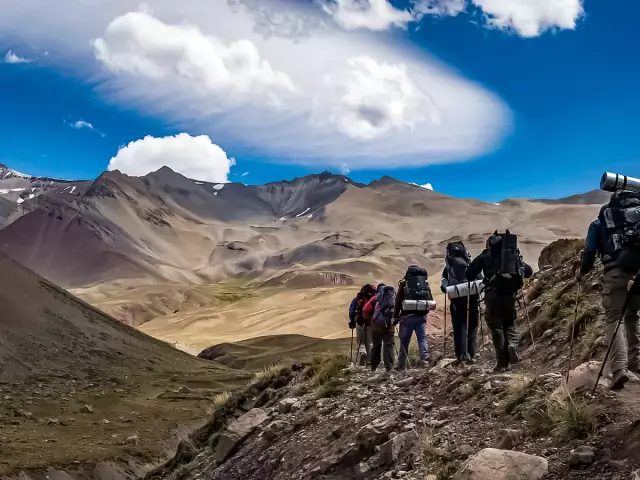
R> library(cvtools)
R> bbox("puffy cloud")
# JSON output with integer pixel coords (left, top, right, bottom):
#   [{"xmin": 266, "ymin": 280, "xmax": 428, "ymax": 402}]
[
  {"xmin": 4, "ymin": 50, "xmax": 32, "ymax": 64},
  {"xmin": 324, "ymin": 56, "xmax": 437, "ymax": 140},
  {"xmin": 108, "ymin": 133, "xmax": 235, "ymax": 183},
  {"xmin": 67, "ymin": 119, "xmax": 106, "ymax": 137},
  {"xmin": 94, "ymin": 11, "xmax": 296, "ymax": 108},
  {"xmin": 472, "ymin": 0, "xmax": 584, "ymax": 37},
  {"xmin": 321, "ymin": 0, "xmax": 414, "ymax": 31}
]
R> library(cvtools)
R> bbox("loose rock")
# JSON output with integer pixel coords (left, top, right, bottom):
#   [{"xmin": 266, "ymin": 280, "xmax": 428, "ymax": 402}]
[
  {"xmin": 496, "ymin": 429, "xmax": 523, "ymax": 450},
  {"xmin": 568, "ymin": 445, "xmax": 596, "ymax": 467},
  {"xmin": 453, "ymin": 448, "xmax": 548, "ymax": 480}
]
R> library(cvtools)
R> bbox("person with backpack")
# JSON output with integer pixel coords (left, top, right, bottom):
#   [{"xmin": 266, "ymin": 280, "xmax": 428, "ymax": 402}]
[
  {"xmin": 577, "ymin": 190, "xmax": 640, "ymax": 390},
  {"xmin": 466, "ymin": 231, "xmax": 533, "ymax": 372},
  {"xmin": 393, "ymin": 265, "xmax": 433, "ymax": 370},
  {"xmin": 348, "ymin": 284, "xmax": 377, "ymax": 366},
  {"xmin": 362, "ymin": 284, "xmax": 397, "ymax": 372},
  {"xmin": 441, "ymin": 241, "xmax": 482, "ymax": 364}
]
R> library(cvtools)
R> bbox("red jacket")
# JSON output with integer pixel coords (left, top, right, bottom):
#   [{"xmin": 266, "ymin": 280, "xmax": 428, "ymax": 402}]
[{"xmin": 362, "ymin": 296, "xmax": 377, "ymax": 324}]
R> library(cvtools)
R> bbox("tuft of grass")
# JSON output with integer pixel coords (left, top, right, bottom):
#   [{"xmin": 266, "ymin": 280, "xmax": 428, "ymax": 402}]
[
  {"xmin": 528, "ymin": 394, "xmax": 599, "ymax": 439},
  {"xmin": 436, "ymin": 461, "xmax": 459, "ymax": 480},
  {"xmin": 315, "ymin": 378, "xmax": 346, "ymax": 399},
  {"xmin": 418, "ymin": 427, "xmax": 438, "ymax": 463},
  {"xmin": 207, "ymin": 391, "xmax": 231, "ymax": 415},
  {"xmin": 503, "ymin": 375, "xmax": 537, "ymax": 415},
  {"xmin": 566, "ymin": 304, "xmax": 601, "ymax": 340},
  {"xmin": 310, "ymin": 353, "xmax": 349, "ymax": 387},
  {"xmin": 580, "ymin": 324, "xmax": 602, "ymax": 362},
  {"xmin": 249, "ymin": 363, "xmax": 292, "ymax": 391}
]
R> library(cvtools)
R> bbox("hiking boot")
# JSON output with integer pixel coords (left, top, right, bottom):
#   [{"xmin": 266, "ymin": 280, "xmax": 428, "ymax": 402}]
[
  {"xmin": 359, "ymin": 353, "xmax": 368, "ymax": 366},
  {"xmin": 464, "ymin": 354, "xmax": 475, "ymax": 365},
  {"xmin": 508, "ymin": 345, "xmax": 520, "ymax": 364},
  {"xmin": 493, "ymin": 364, "xmax": 509, "ymax": 373},
  {"xmin": 611, "ymin": 369, "xmax": 630, "ymax": 390}
]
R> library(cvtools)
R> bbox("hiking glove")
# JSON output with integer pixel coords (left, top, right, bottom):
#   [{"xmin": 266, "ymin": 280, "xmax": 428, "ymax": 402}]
[
  {"xmin": 349, "ymin": 320, "xmax": 356, "ymax": 329},
  {"xmin": 440, "ymin": 285, "xmax": 447, "ymax": 294}
]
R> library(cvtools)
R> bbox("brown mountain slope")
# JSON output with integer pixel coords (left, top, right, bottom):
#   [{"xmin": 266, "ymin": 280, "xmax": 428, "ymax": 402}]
[{"xmin": 0, "ymin": 252, "xmax": 248, "ymax": 475}]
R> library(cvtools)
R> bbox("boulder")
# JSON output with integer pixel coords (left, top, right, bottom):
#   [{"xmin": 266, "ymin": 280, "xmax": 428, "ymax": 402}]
[
  {"xmin": 357, "ymin": 415, "xmax": 399, "ymax": 451},
  {"xmin": 496, "ymin": 429, "xmax": 523, "ymax": 450},
  {"xmin": 263, "ymin": 420, "xmax": 286, "ymax": 442},
  {"xmin": 380, "ymin": 431, "xmax": 417, "ymax": 465},
  {"xmin": 553, "ymin": 361, "xmax": 609, "ymax": 398},
  {"xmin": 453, "ymin": 448, "xmax": 548, "ymax": 480},
  {"xmin": 396, "ymin": 377, "xmax": 414, "ymax": 388},
  {"xmin": 215, "ymin": 408, "xmax": 268, "ymax": 463},
  {"xmin": 568, "ymin": 445, "xmax": 595, "ymax": 467},
  {"xmin": 279, "ymin": 398, "xmax": 300, "ymax": 414}
]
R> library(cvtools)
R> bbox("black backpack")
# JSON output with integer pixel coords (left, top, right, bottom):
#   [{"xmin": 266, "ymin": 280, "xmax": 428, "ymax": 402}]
[
  {"xmin": 446, "ymin": 242, "xmax": 470, "ymax": 285},
  {"xmin": 486, "ymin": 230, "xmax": 524, "ymax": 293},
  {"xmin": 354, "ymin": 284, "xmax": 376, "ymax": 326},
  {"xmin": 404, "ymin": 265, "xmax": 433, "ymax": 301},
  {"xmin": 599, "ymin": 190, "xmax": 640, "ymax": 271}
]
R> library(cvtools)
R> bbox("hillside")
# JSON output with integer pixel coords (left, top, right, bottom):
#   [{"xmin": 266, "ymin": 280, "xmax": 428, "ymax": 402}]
[
  {"xmin": 0, "ymin": 252, "xmax": 250, "ymax": 477},
  {"xmin": 149, "ymin": 239, "xmax": 640, "ymax": 480}
]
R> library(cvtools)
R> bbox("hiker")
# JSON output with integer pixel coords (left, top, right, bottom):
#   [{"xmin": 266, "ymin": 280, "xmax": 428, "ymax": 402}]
[
  {"xmin": 466, "ymin": 231, "xmax": 533, "ymax": 372},
  {"xmin": 578, "ymin": 191, "xmax": 640, "ymax": 390},
  {"xmin": 349, "ymin": 284, "xmax": 377, "ymax": 366},
  {"xmin": 363, "ymin": 284, "xmax": 396, "ymax": 372},
  {"xmin": 441, "ymin": 241, "xmax": 482, "ymax": 364},
  {"xmin": 393, "ymin": 265, "xmax": 433, "ymax": 370}
]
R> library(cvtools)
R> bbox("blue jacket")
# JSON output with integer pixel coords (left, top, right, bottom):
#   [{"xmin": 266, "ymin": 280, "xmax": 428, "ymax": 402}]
[
  {"xmin": 580, "ymin": 219, "xmax": 606, "ymax": 275},
  {"xmin": 348, "ymin": 297, "xmax": 357, "ymax": 322}
]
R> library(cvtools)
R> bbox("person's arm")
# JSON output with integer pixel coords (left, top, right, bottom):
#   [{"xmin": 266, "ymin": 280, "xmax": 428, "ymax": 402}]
[
  {"xmin": 441, "ymin": 267, "xmax": 449, "ymax": 293},
  {"xmin": 348, "ymin": 297, "xmax": 357, "ymax": 327},
  {"xmin": 580, "ymin": 221, "xmax": 600, "ymax": 277},
  {"xmin": 363, "ymin": 297, "xmax": 376, "ymax": 322},
  {"xmin": 466, "ymin": 252, "xmax": 485, "ymax": 281}
]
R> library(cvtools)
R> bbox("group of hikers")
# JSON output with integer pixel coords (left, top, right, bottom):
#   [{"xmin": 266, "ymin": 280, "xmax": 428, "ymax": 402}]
[
  {"xmin": 349, "ymin": 231, "xmax": 534, "ymax": 373},
  {"xmin": 348, "ymin": 171, "xmax": 640, "ymax": 388}
]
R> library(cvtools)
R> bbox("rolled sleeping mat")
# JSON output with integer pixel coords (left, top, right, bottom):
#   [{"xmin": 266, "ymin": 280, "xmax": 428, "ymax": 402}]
[
  {"xmin": 601, "ymin": 172, "xmax": 640, "ymax": 193},
  {"xmin": 446, "ymin": 280, "xmax": 484, "ymax": 300},
  {"xmin": 402, "ymin": 299, "xmax": 437, "ymax": 313}
]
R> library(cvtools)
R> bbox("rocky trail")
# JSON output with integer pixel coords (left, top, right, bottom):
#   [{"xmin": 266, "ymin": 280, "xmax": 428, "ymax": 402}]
[{"xmin": 149, "ymin": 239, "xmax": 640, "ymax": 480}]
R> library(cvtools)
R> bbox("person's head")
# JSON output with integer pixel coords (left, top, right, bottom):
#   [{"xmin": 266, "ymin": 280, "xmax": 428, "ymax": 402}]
[
  {"xmin": 487, "ymin": 231, "xmax": 503, "ymax": 250},
  {"xmin": 377, "ymin": 283, "xmax": 386, "ymax": 293}
]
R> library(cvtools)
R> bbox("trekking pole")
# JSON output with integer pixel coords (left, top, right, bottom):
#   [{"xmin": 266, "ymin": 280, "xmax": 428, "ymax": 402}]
[
  {"xmin": 443, "ymin": 295, "xmax": 448, "ymax": 358},
  {"xmin": 466, "ymin": 282, "xmax": 471, "ymax": 359},
  {"xmin": 479, "ymin": 295, "xmax": 486, "ymax": 353},
  {"xmin": 566, "ymin": 282, "xmax": 581, "ymax": 383},
  {"xmin": 592, "ymin": 270, "xmax": 640, "ymax": 395},
  {"xmin": 354, "ymin": 326, "xmax": 364, "ymax": 366}
]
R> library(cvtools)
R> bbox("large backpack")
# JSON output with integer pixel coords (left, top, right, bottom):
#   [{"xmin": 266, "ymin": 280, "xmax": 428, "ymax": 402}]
[
  {"xmin": 446, "ymin": 242, "xmax": 470, "ymax": 286},
  {"xmin": 486, "ymin": 230, "xmax": 524, "ymax": 293},
  {"xmin": 354, "ymin": 284, "xmax": 377, "ymax": 326},
  {"xmin": 372, "ymin": 286, "xmax": 396, "ymax": 329},
  {"xmin": 598, "ymin": 190, "xmax": 640, "ymax": 272},
  {"xmin": 404, "ymin": 266, "xmax": 432, "ymax": 300}
]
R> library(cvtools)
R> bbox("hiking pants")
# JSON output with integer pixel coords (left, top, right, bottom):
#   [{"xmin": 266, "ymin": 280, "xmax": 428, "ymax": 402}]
[
  {"xmin": 371, "ymin": 328, "xmax": 395, "ymax": 371},
  {"xmin": 356, "ymin": 324, "xmax": 372, "ymax": 363},
  {"xmin": 602, "ymin": 267, "xmax": 640, "ymax": 374},
  {"xmin": 451, "ymin": 295, "xmax": 479, "ymax": 360},
  {"xmin": 485, "ymin": 292, "xmax": 518, "ymax": 368},
  {"xmin": 398, "ymin": 314, "xmax": 429, "ymax": 369}
]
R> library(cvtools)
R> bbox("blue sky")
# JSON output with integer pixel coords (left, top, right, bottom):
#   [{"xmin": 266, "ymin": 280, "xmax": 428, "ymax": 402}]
[{"xmin": 1, "ymin": 0, "xmax": 638, "ymax": 201}]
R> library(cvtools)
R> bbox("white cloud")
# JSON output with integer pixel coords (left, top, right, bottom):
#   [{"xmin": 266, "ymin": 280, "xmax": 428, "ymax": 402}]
[
  {"xmin": 0, "ymin": 0, "xmax": 510, "ymax": 169},
  {"xmin": 241, "ymin": 171, "xmax": 250, "ymax": 177},
  {"xmin": 67, "ymin": 119, "xmax": 106, "ymax": 137},
  {"xmin": 322, "ymin": 0, "xmax": 414, "ymax": 31},
  {"xmin": 94, "ymin": 11, "xmax": 296, "ymax": 109},
  {"xmin": 340, "ymin": 163, "xmax": 350, "ymax": 175},
  {"xmin": 472, "ymin": 0, "xmax": 584, "ymax": 37},
  {"xmin": 4, "ymin": 50, "xmax": 32, "ymax": 64},
  {"xmin": 412, "ymin": 182, "xmax": 434, "ymax": 190},
  {"xmin": 323, "ymin": 55, "xmax": 437, "ymax": 140},
  {"xmin": 414, "ymin": 0, "xmax": 465, "ymax": 17},
  {"xmin": 108, "ymin": 133, "xmax": 235, "ymax": 183}
]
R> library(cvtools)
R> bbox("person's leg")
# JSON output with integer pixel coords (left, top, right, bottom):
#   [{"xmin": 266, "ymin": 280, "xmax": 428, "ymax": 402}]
[
  {"xmin": 397, "ymin": 319, "xmax": 412, "ymax": 370},
  {"xmin": 364, "ymin": 326, "xmax": 373, "ymax": 366},
  {"xmin": 485, "ymin": 294, "xmax": 508, "ymax": 369},
  {"xmin": 502, "ymin": 295, "xmax": 519, "ymax": 365},
  {"xmin": 414, "ymin": 316, "xmax": 430, "ymax": 362},
  {"xmin": 602, "ymin": 268, "xmax": 633, "ymax": 388},
  {"xmin": 451, "ymin": 299, "xmax": 467, "ymax": 360},
  {"xmin": 624, "ymin": 292, "xmax": 640, "ymax": 373},
  {"xmin": 370, "ymin": 330, "xmax": 383, "ymax": 372},
  {"xmin": 467, "ymin": 296, "xmax": 479, "ymax": 360},
  {"xmin": 382, "ymin": 330, "xmax": 396, "ymax": 371}
]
